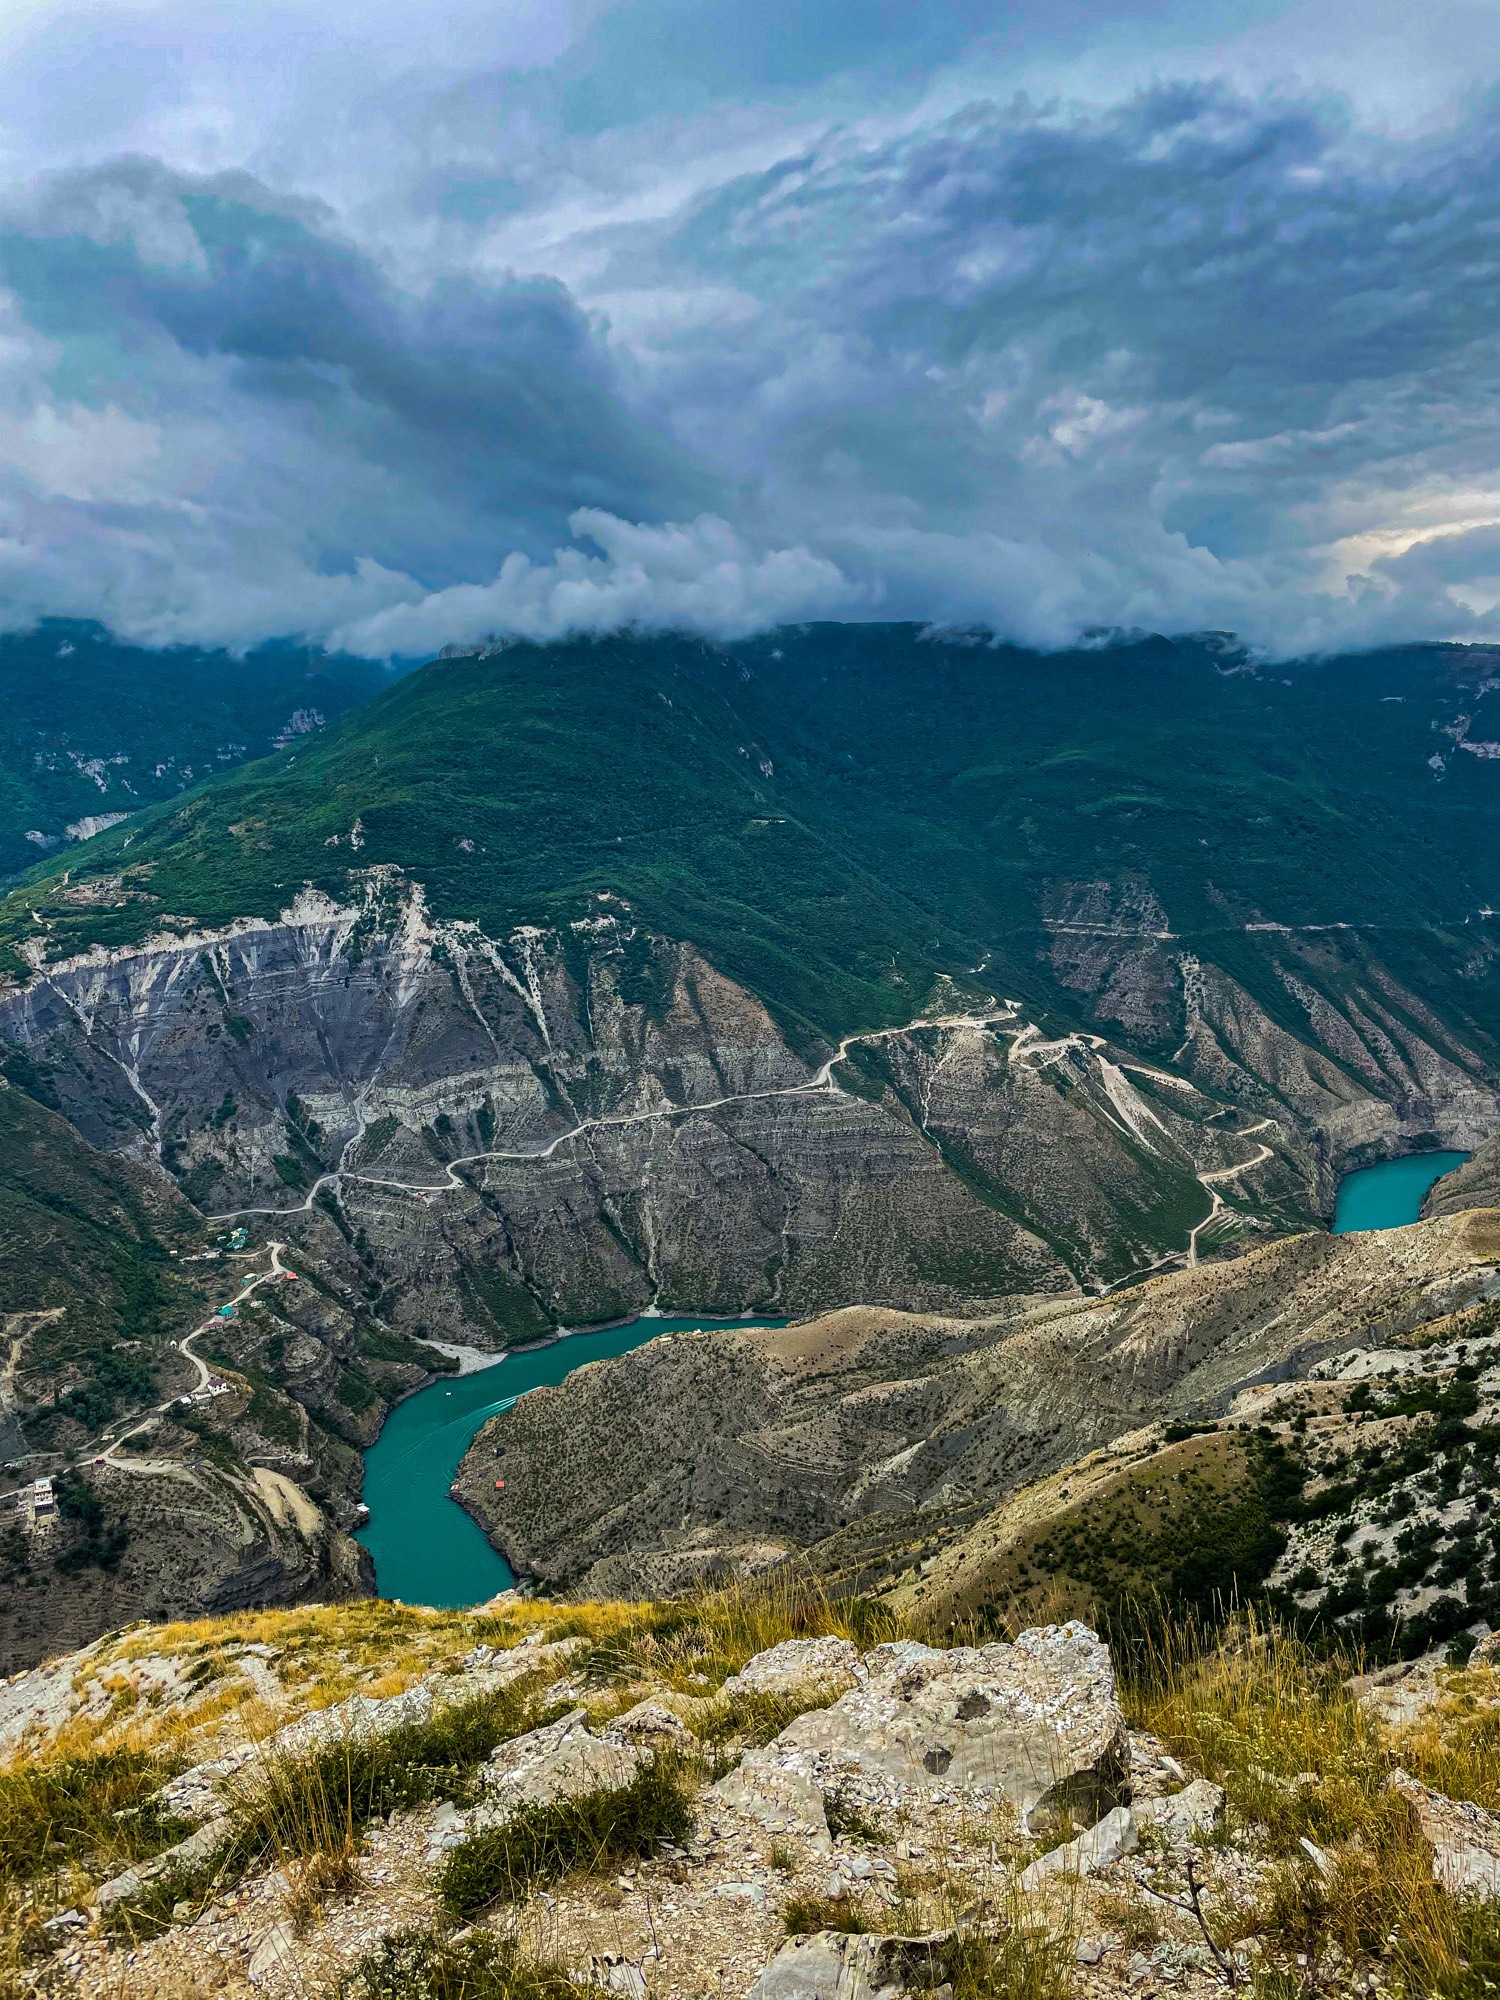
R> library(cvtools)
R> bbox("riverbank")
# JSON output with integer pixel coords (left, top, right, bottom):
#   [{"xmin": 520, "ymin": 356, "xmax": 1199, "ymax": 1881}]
[{"xmin": 355, "ymin": 1313, "xmax": 785, "ymax": 1608}]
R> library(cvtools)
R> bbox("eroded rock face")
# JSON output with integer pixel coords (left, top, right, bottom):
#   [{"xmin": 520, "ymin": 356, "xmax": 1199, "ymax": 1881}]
[
  {"xmin": 757, "ymin": 1623, "xmax": 1127, "ymax": 1835},
  {"xmin": 722, "ymin": 1637, "xmax": 862, "ymax": 1698},
  {"xmin": 0, "ymin": 897, "xmax": 1074, "ymax": 1328},
  {"xmin": 747, "ymin": 1931, "xmax": 961, "ymax": 2000},
  {"xmin": 462, "ymin": 1208, "xmax": 1500, "ymax": 1605}
]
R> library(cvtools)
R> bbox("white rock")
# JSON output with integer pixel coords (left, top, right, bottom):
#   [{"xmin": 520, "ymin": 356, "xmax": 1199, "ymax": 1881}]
[
  {"xmin": 712, "ymin": 1749, "xmax": 831, "ymax": 1844},
  {"xmin": 468, "ymin": 1710, "xmax": 646, "ymax": 1831},
  {"xmin": 1391, "ymin": 1769, "xmax": 1500, "ymax": 1899},
  {"xmin": 745, "ymin": 1930, "xmax": 953, "ymax": 2000},
  {"xmin": 593, "ymin": 1956, "xmax": 648, "ymax": 2000},
  {"xmin": 425, "ymin": 1800, "xmax": 467, "ymax": 1856},
  {"xmin": 603, "ymin": 1699, "xmax": 699, "ymax": 1752},
  {"xmin": 247, "ymin": 1922, "xmax": 297, "ymax": 1986},
  {"xmin": 157, "ymin": 1815, "xmax": 231, "ymax": 1874},
  {"xmin": 724, "ymin": 1637, "xmax": 862, "ymax": 1697},
  {"xmin": 161, "ymin": 1640, "xmax": 586, "ymax": 1823},
  {"xmin": 765, "ymin": 1623, "xmax": 1127, "ymax": 1835},
  {"xmin": 1019, "ymin": 1805, "xmax": 1138, "ymax": 1889},
  {"xmin": 92, "ymin": 1869, "xmax": 144, "ymax": 1911},
  {"xmin": 1138, "ymin": 1779, "xmax": 1226, "ymax": 1845}
]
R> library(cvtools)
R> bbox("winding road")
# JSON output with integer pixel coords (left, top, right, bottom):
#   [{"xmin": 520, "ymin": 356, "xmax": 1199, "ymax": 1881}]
[
  {"xmin": 1186, "ymin": 1121, "xmax": 1277, "ymax": 1265},
  {"xmin": 191, "ymin": 994, "xmax": 1287, "ymax": 1297},
  {"xmin": 207, "ymin": 1007, "xmax": 1024, "ymax": 1221},
  {"xmin": 100, "ymin": 1242, "xmax": 290, "ymax": 1472}
]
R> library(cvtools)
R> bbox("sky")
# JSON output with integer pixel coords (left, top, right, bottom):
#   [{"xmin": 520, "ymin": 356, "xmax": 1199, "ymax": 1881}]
[{"xmin": 3, "ymin": 0, "xmax": 1500, "ymax": 658}]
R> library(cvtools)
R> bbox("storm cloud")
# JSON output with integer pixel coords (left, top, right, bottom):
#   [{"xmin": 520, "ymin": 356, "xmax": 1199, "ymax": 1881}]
[{"xmin": 3, "ymin": 0, "xmax": 1500, "ymax": 656}]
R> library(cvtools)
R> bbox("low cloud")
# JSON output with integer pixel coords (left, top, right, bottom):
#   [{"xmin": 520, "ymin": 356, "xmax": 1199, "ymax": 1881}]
[{"xmin": 328, "ymin": 510, "xmax": 864, "ymax": 655}]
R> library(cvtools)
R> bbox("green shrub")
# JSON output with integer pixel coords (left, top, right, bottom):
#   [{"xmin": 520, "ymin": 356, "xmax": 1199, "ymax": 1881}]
[
  {"xmin": 438, "ymin": 1757, "xmax": 693, "ymax": 1917},
  {"xmin": 341, "ymin": 1925, "xmax": 588, "ymax": 2000},
  {"xmin": 225, "ymin": 1683, "xmax": 550, "ymax": 1869},
  {"xmin": 824, "ymin": 1795, "xmax": 889, "ymax": 1844}
]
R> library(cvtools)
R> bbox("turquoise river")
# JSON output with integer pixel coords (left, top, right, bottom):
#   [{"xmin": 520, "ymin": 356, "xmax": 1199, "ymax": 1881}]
[
  {"xmin": 355, "ymin": 1315, "xmax": 783, "ymax": 1608},
  {"xmin": 358, "ymin": 1151, "xmax": 1470, "ymax": 1608},
  {"xmin": 1331, "ymin": 1149, "xmax": 1470, "ymax": 1234}
]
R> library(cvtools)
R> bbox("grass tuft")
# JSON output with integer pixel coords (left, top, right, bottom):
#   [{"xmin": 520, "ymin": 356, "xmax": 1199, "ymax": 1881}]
[
  {"xmin": 1132, "ymin": 1610, "xmax": 1500, "ymax": 1996},
  {"xmin": 438, "ymin": 1756, "xmax": 693, "ymax": 1917},
  {"xmin": 783, "ymin": 1890, "xmax": 872, "ymax": 1935},
  {"xmin": 224, "ymin": 1682, "xmax": 553, "ymax": 1872},
  {"xmin": 560, "ymin": 1571, "xmax": 898, "ymax": 1695},
  {"xmin": 0, "ymin": 1746, "xmax": 187, "ymax": 1885},
  {"xmin": 946, "ymin": 1926, "xmax": 1076, "ymax": 2000}
]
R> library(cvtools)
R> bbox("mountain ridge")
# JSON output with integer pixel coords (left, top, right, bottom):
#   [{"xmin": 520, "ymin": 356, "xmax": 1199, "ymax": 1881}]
[{"xmin": 0, "ymin": 624, "xmax": 1495, "ymax": 1664}]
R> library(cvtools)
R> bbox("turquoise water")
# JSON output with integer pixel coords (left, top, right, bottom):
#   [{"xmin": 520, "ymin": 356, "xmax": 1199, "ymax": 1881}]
[
  {"xmin": 355, "ymin": 1315, "xmax": 784, "ymax": 1609},
  {"xmin": 1332, "ymin": 1150, "xmax": 1470, "ymax": 1234}
]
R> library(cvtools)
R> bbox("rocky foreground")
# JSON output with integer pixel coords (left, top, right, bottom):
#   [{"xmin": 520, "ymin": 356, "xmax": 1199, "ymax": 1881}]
[{"xmin": 5, "ymin": 1591, "xmax": 1500, "ymax": 2000}]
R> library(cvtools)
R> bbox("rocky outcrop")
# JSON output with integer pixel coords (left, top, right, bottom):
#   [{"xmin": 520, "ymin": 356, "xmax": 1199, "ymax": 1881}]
[
  {"xmin": 1391, "ymin": 1770, "xmax": 1500, "ymax": 1898},
  {"xmin": 19, "ymin": 1587, "xmax": 1500, "ymax": 2000},
  {"xmin": 455, "ymin": 1208, "xmax": 1500, "ymax": 1597},
  {"xmin": 747, "ymin": 1932, "xmax": 958, "ymax": 2000},
  {"xmin": 746, "ymin": 1624, "xmax": 1127, "ymax": 1836},
  {"xmin": 1425, "ymin": 1135, "xmax": 1500, "ymax": 1217},
  {"xmin": 468, "ymin": 1709, "xmax": 647, "ymax": 1830}
]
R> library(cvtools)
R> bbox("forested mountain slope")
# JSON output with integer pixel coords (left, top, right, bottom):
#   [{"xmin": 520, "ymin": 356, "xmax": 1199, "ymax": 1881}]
[{"xmin": 0, "ymin": 621, "xmax": 388, "ymax": 882}]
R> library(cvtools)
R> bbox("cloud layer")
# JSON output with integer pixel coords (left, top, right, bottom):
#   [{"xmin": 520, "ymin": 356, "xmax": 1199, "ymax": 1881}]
[{"xmin": 3, "ymin": 0, "xmax": 1500, "ymax": 657}]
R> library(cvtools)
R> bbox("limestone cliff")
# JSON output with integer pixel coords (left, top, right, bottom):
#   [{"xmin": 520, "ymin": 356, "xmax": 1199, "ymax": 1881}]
[{"xmin": 4, "ymin": 870, "xmax": 1496, "ymax": 1334}]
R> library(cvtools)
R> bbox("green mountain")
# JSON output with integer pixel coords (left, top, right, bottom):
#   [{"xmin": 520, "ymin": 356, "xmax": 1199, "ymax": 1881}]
[
  {"xmin": 0, "ymin": 621, "xmax": 391, "ymax": 883},
  {"xmin": 3, "ymin": 627, "xmax": 1497, "ymax": 1047}
]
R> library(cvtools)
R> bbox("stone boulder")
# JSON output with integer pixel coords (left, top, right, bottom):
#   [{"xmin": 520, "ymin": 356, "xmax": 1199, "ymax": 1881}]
[
  {"xmin": 746, "ymin": 1930, "xmax": 953, "ymax": 2000},
  {"xmin": 1138, "ymin": 1779, "xmax": 1226, "ymax": 1848},
  {"xmin": 1391, "ymin": 1769, "xmax": 1500, "ymax": 1899},
  {"xmin": 763, "ymin": 1622, "xmax": 1127, "ymax": 1834},
  {"xmin": 712, "ymin": 1750, "xmax": 832, "ymax": 1843},
  {"xmin": 724, "ymin": 1637, "xmax": 863, "ymax": 1698},
  {"xmin": 468, "ymin": 1710, "xmax": 646, "ymax": 1831},
  {"xmin": 1019, "ymin": 1804, "xmax": 1137, "ymax": 1889},
  {"xmin": 602, "ymin": 1699, "xmax": 700, "ymax": 1753}
]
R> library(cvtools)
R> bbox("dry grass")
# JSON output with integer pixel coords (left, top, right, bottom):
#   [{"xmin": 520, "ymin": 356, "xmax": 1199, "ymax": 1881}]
[
  {"xmin": 1134, "ymin": 1611, "xmax": 1500, "ymax": 1996},
  {"xmin": 15, "ymin": 1585, "xmax": 1500, "ymax": 1997},
  {"xmin": 286, "ymin": 1842, "xmax": 364, "ymax": 1931},
  {"xmin": 550, "ymin": 1569, "xmax": 901, "ymax": 1692},
  {"xmin": 1389, "ymin": 1663, "xmax": 1500, "ymax": 1814}
]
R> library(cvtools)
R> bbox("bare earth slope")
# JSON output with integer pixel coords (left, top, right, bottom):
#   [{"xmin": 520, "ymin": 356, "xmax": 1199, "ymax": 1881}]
[{"xmin": 454, "ymin": 1209, "xmax": 1500, "ymax": 1597}]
